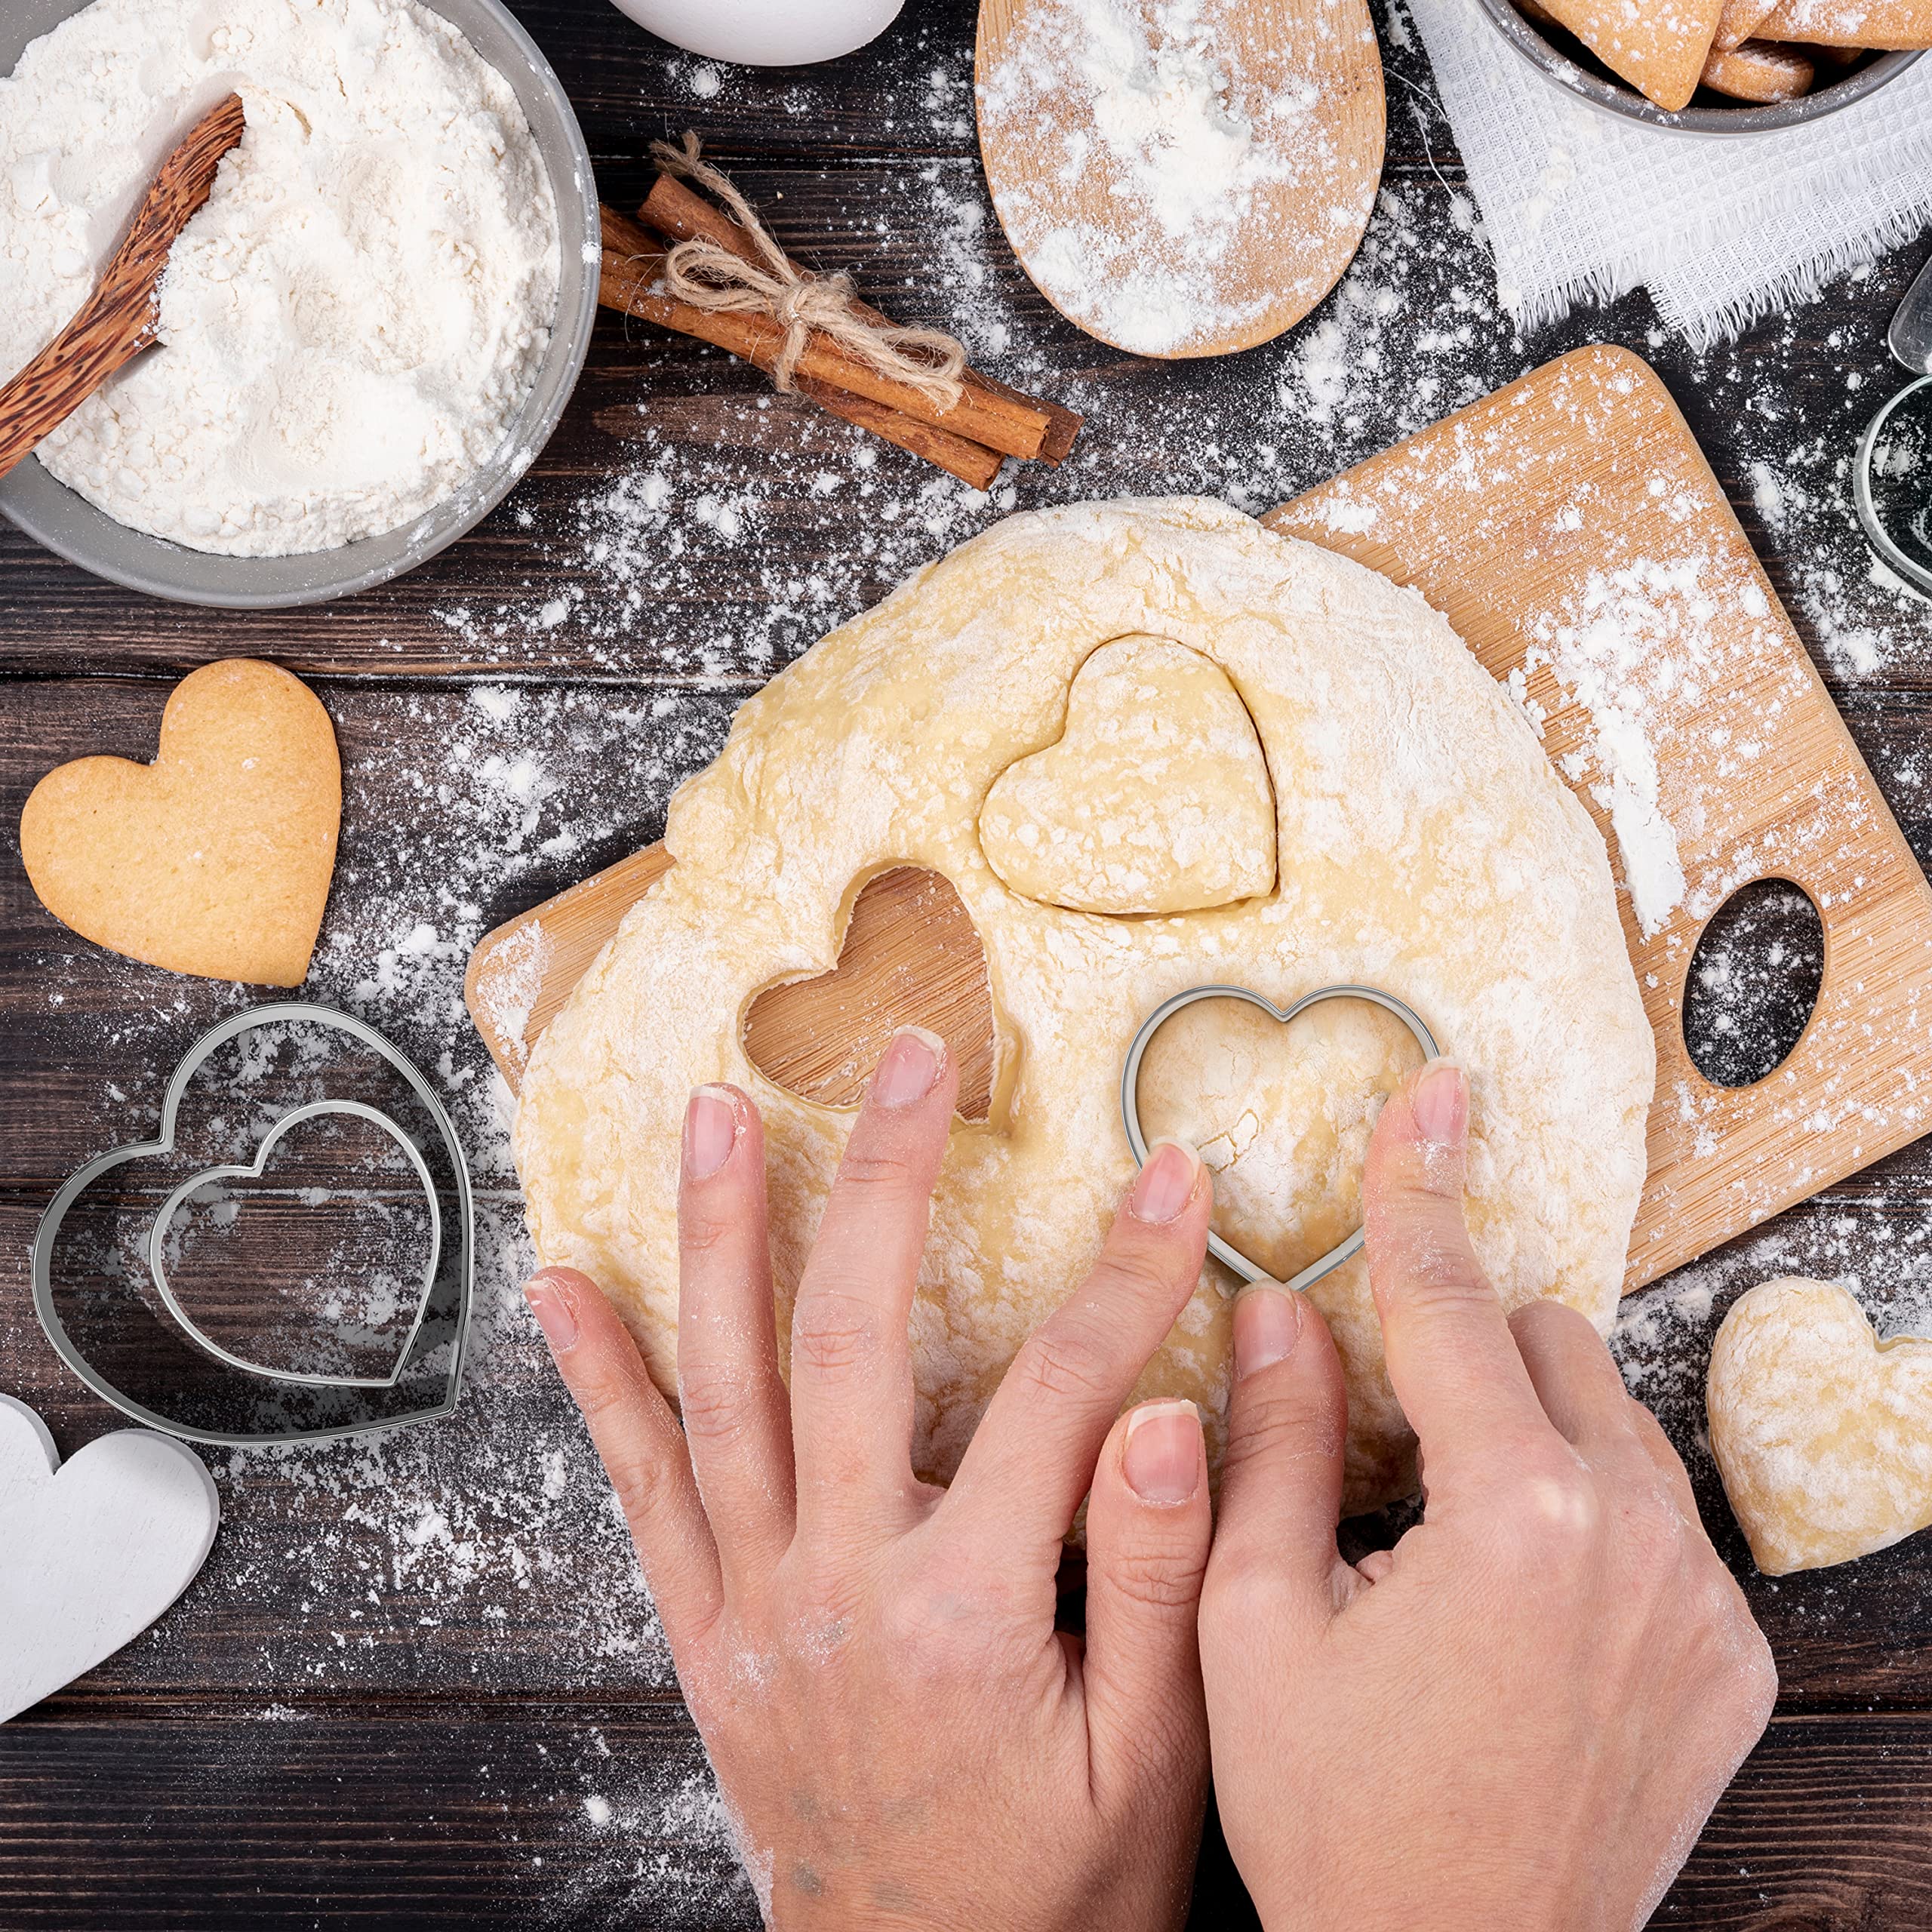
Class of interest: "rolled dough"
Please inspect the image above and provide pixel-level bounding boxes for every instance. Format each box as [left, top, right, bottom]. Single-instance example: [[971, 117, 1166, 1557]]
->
[[1708, 1275, 1932, 1575], [515, 499, 1654, 1513]]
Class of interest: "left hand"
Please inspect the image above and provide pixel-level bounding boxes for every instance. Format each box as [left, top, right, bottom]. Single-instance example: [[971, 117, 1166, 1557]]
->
[[525, 1025, 1217, 1930]]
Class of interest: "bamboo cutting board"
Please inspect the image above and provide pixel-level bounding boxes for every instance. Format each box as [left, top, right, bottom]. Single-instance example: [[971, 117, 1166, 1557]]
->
[[466, 344, 1932, 1294]]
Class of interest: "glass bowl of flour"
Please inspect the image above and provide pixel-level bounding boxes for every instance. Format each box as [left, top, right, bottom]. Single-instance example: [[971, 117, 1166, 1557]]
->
[[0, 0, 598, 608]]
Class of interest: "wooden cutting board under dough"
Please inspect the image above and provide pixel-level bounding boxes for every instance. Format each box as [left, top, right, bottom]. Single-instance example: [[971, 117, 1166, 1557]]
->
[[466, 343, 1932, 1295]]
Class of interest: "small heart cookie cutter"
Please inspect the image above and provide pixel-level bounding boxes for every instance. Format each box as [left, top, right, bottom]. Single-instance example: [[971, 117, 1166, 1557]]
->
[[1120, 983, 1440, 1294], [146, 1098, 444, 1390]]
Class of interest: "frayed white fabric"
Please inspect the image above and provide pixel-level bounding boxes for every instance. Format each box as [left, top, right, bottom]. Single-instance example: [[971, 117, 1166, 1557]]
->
[[1404, 0, 1932, 346]]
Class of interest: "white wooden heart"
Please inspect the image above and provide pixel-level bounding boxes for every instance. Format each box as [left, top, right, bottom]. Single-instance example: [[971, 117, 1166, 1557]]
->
[[0, 1394, 220, 1723]]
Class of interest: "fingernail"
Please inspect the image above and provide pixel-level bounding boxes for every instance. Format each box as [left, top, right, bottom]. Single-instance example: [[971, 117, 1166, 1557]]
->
[[1234, 1284, 1303, 1379], [685, 1084, 739, 1180], [1123, 1400, 1203, 1505], [525, 1271, 581, 1354], [1411, 1058, 1467, 1148], [872, 1026, 945, 1107], [1131, 1139, 1201, 1224]]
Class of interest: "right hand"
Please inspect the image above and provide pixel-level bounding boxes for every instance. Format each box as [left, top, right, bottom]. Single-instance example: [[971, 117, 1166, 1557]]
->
[[1198, 1058, 1776, 1932]]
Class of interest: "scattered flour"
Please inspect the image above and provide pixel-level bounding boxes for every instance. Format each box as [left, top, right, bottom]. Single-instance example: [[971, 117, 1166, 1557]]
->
[[0, 0, 561, 555]]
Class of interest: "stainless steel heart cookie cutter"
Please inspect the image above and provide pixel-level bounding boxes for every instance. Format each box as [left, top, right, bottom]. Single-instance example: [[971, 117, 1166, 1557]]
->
[[1120, 983, 1440, 1294], [1854, 251, 1932, 601], [32, 1003, 473, 1447]]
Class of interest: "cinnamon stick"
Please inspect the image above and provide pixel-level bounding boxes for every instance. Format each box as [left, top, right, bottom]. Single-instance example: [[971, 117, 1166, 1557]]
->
[[601, 208, 1012, 483], [640, 173, 1081, 466]]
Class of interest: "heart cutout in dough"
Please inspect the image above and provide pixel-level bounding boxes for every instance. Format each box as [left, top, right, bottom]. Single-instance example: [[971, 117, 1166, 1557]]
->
[[744, 867, 998, 1121], [1123, 984, 1438, 1293], [20, 659, 340, 986], [1708, 1275, 1932, 1575], [149, 1100, 444, 1390], [0, 1393, 220, 1723], [978, 635, 1277, 915]]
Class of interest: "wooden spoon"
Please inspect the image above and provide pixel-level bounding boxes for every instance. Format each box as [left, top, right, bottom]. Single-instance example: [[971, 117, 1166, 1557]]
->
[[975, 0, 1384, 358], [0, 94, 245, 481]]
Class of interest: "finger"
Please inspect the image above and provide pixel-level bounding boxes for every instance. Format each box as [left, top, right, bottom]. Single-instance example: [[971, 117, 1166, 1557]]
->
[[1205, 1283, 1355, 1631], [939, 1140, 1211, 1566], [528, 1266, 722, 1657], [677, 1084, 794, 1591], [1082, 1399, 1212, 1807], [1362, 1058, 1551, 1484], [789, 1026, 958, 1546], [1508, 1299, 1635, 1449], [1627, 1396, 1702, 1523]]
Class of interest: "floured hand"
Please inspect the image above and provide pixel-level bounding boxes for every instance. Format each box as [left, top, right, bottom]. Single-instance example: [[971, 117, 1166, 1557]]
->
[[527, 1026, 1215, 1929], [1199, 1060, 1777, 1932]]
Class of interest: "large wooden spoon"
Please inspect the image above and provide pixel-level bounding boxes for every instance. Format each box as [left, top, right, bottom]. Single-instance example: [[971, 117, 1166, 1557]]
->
[[975, 0, 1384, 359], [0, 94, 245, 481]]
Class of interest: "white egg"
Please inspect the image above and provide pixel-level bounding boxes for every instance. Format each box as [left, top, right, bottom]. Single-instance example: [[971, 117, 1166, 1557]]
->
[[609, 0, 904, 66]]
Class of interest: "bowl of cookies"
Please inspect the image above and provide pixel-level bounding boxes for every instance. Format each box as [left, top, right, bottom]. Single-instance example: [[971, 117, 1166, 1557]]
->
[[1477, 0, 1923, 131]]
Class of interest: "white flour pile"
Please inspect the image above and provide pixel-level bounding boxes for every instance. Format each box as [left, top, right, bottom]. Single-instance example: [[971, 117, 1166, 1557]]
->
[[976, 0, 1353, 355], [0, 0, 560, 557]]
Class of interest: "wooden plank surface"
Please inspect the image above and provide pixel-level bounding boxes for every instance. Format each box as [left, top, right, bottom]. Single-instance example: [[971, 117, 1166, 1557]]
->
[[4, 0, 1932, 1924]]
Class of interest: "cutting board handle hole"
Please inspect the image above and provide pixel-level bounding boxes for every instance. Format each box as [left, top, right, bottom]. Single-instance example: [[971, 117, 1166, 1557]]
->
[[1681, 878, 1823, 1089]]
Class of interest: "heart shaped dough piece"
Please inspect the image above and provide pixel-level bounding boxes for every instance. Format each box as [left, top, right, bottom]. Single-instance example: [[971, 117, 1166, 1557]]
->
[[20, 659, 340, 986], [1707, 1275, 1932, 1575], [978, 634, 1276, 914], [0, 1395, 220, 1722]]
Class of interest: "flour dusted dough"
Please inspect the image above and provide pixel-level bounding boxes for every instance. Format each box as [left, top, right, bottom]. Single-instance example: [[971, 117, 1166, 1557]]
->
[[1708, 1276, 1932, 1575], [979, 633, 1275, 914], [516, 500, 1654, 1512]]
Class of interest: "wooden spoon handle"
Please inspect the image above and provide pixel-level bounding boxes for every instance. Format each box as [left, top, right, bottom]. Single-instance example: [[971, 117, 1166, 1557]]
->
[[0, 93, 245, 484], [0, 297, 152, 481]]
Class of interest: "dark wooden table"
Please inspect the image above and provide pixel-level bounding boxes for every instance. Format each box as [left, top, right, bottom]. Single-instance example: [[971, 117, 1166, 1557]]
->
[[4, 3, 1932, 1925]]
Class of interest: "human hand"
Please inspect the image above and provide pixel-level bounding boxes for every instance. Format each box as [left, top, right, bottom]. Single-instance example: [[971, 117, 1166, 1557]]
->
[[526, 1026, 1219, 1930], [1199, 1058, 1776, 1932]]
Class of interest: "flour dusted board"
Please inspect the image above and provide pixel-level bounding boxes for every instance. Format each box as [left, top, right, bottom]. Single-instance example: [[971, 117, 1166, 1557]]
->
[[1269, 344, 1932, 1288], [466, 346, 1932, 1294]]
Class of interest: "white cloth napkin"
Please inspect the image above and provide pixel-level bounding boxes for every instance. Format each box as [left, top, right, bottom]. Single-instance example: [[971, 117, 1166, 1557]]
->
[[1404, 0, 1932, 346]]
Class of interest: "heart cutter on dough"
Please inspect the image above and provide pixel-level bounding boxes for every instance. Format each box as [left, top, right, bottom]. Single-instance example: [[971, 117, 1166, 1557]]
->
[[32, 1004, 473, 1447], [1120, 983, 1440, 1294]]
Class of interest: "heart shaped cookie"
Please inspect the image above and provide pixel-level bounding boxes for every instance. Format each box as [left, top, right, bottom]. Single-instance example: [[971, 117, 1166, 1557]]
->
[[978, 635, 1276, 915], [20, 659, 340, 986], [1707, 1275, 1932, 1574], [0, 1394, 219, 1722]]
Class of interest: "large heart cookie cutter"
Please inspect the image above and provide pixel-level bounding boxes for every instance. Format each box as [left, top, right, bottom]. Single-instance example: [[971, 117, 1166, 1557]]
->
[[32, 1004, 472, 1447], [147, 1098, 443, 1390], [1120, 983, 1440, 1294]]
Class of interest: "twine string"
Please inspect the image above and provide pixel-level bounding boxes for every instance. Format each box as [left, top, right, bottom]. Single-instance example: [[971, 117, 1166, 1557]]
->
[[650, 133, 968, 410]]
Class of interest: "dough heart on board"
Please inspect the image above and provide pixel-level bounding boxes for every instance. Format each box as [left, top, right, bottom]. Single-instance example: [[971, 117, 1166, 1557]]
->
[[516, 500, 1654, 1515], [977, 633, 1276, 915], [0, 1395, 220, 1722], [20, 659, 340, 986], [1707, 1275, 1932, 1575]]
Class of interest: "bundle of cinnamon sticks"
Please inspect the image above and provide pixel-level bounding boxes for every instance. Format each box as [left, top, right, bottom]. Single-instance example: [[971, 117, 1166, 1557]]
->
[[598, 170, 1080, 491]]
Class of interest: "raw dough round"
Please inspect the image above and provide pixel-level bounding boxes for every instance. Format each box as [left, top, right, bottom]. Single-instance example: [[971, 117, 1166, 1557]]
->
[[515, 499, 1654, 1513], [1707, 1275, 1932, 1575]]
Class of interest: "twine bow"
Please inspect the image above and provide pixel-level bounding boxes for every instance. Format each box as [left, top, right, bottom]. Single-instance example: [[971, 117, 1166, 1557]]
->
[[650, 133, 968, 411]]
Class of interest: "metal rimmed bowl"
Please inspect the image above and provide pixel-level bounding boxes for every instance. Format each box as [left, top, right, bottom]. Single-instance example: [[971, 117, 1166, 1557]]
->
[[1474, 0, 1922, 134], [0, 0, 599, 609]]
